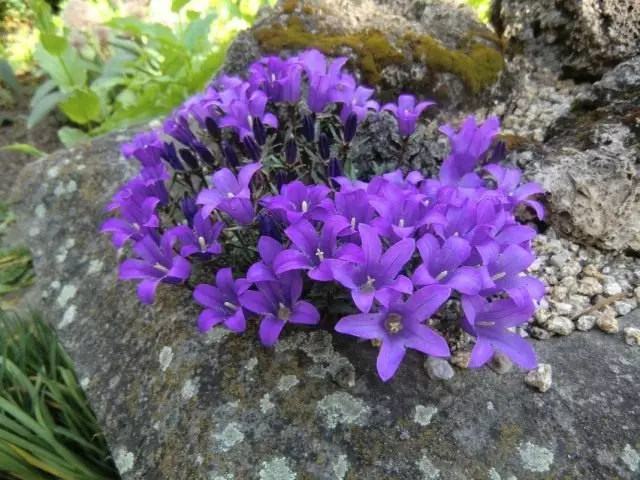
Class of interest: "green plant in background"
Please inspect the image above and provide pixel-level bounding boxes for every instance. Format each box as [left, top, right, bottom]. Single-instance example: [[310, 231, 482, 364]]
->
[[0, 311, 119, 479], [466, 0, 491, 23]]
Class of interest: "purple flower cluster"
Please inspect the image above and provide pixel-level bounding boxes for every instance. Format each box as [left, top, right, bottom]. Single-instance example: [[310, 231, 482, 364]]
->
[[102, 49, 546, 381]]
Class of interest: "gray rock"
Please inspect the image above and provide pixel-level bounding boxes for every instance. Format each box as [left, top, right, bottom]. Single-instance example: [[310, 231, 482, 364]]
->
[[424, 356, 455, 380], [546, 316, 575, 336], [527, 56, 640, 253], [524, 363, 552, 393], [576, 315, 597, 332], [12, 133, 640, 480], [493, 0, 640, 78]]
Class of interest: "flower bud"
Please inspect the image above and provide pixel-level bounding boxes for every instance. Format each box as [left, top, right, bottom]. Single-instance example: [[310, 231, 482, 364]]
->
[[243, 136, 261, 162], [205, 117, 221, 140], [490, 140, 507, 163], [222, 141, 239, 168], [343, 112, 358, 143], [179, 148, 199, 170], [328, 157, 343, 178], [301, 114, 315, 142], [181, 196, 198, 227], [161, 142, 184, 171], [318, 133, 330, 160], [285, 137, 297, 165], [252, 116, 266, 146]]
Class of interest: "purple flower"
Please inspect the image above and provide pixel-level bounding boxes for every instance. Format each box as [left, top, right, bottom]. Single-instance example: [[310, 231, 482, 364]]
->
[[248, 56, 302, 103], [240, 271, 320, 346], [197, 163, 262, 224], [119, 234, 191, 304], [139, 163, 169, 207], [330, 223, 415, 313], [193, 268, 251, 333], [462, 295, 537, 369], [480, 244, 546, 303], [274, 218, 363, 281], [163, 117, 196, 146], [121, 130, 164, 167], [332, 189, 376, 238], [261, 181, 334, 225], [218, 90, 278, 139], [335, 285, 451, 381], [484, 164, 545, 219], [339, 86, 380, 124], [170, 214, 224, 258], [382, 94, 435, 136], [412, 234, 483, 295], [299, 49, 348, 113], [247, 235, 283, 284], [439, 116, 500, 185]]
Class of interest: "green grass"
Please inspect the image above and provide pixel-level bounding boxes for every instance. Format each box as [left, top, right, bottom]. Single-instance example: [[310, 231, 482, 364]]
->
[[0, 310, 119, 479]]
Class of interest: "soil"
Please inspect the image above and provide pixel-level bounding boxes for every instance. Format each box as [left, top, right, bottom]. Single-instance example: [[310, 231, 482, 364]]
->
[[0, 75, 64, 200]]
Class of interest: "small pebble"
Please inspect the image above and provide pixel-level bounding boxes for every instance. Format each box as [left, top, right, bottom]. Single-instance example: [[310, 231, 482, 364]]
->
[[524, 363, 552, 392], [534, 308, 552, 326], [489, 352, 514, 375], [615, 301, 633, 316], [546, 316, 575, 336], [551, 301, 573, 316], [450, 352, 470, 369], [603, 277, 623, 296], [576, 315, 596, 331], [550, 286, 568, 301], [634, 286, 640, 301], [577, 277, 603, 296], [624, 327, 640, 345], [550, 253, 569, 268], [582, 264, 604, 279], [596, 312, 619, 333], [531, 326, 553, 340], [425, 357, 455, 380]]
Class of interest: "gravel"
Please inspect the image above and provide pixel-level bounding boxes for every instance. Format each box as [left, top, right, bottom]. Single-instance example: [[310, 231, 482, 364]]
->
[[524, 364, 553, 392]]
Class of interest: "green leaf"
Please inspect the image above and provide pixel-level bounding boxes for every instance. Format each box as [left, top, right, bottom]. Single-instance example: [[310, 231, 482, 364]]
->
[[0, 144, 46, 158], [57, 127, 90, 147], [183, 13, 216, 52], [0, 59, 20, 97], [40, 33, 69, 56], [171, 0, 192, 12], [27, 91, 65, 129], [30, 0, 55, 33], [34, 44, 87, 89], [59, 89, 101, 125], [30, 79, 57, 108]]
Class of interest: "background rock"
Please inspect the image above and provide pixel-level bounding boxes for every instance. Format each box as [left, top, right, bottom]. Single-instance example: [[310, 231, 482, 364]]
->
[[493, 0, 640, 79], [12, 133, 640, 479]]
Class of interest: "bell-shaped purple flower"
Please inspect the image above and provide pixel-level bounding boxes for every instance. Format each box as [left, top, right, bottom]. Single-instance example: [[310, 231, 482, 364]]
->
[[261, 181, 334, 225], [170, 214, 224, 259], [119, 234, 191, 304], [382, 94, 435, 137], [139, 163, 169, 207], [484, 164, 545, 219], [299, 49, 349, 113], [247, 236, 284, 284], [197, 163, 262, 225], [412, 234, 483, 295], [330, 224, 415, 313], [439, 116, 500, 185], [339, 86, 380, 124], [193, 268, 251, 333], [331, 189, 376, 238], [218, 90, 278, 139], [240, 271, 320, 346], [335, 285, 451, 381], [248, 56, 302, 103], [462, 295, 537, 369], [274, 217, 363, 281], [121, 130, 164, 167], [163, 117, 196, 146]]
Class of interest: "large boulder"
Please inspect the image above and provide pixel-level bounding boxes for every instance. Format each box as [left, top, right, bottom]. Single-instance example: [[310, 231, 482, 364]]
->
[[493, 0, 640, 79], [12, 129, 640, 479], [224, 0, 506, 112], [525, 56, 640, 252]]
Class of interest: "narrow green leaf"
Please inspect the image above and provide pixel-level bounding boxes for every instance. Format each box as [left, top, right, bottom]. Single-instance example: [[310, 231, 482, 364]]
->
[[27, 90, 65, 129], [0, 59, 20, 97], [0, 144, 46, 157], [57, 127, 91, 147], [171, 0, 192, 12], [30, 78, 57, 108]]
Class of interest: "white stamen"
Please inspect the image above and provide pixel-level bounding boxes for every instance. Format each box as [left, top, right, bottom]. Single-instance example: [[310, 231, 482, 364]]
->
[[315, 248, 325, 261], [477, 321, 496, 327], [492, 272, 507, 280], [301, 200, 309, 213], [398, 218, 405, 228], [452, 231, 459, 236], [385, 313, 403, 334], [277, 302, 291, 322], [198, 236, 207, 250], [350, 217, 357, 229], [270, 73, 276, 82], [223, 301, 238, 311], [154, 263, 168, 273], [435, 270, 449, 281], [226, 192, 234, 198], [132, 222, 140, 230], [247, 115, 253, 128]]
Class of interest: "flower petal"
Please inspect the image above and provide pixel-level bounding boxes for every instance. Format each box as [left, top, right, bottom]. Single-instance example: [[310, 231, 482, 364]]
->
[[259, 315, 285, 346], [358, 223, 382, 264], [468, 337, 494, 368], [137, 278, 159, 305], [404, 325, 450, 357], [377, 340, 406, 381], [335, 312, 384, 339], [290, 300, 320, 325], [239, 290, 272, 316], [404, 285, 451, 322], [274, 249, 312, 274], [198, 309, 225, 333], [352, 289, 375, 313], [381, 238, 415, 278]]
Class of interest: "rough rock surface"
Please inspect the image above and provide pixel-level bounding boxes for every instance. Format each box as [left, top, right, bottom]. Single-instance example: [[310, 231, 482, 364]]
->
[[526, 56, 640, 253], [12, 135, 640, 479], [493, 0, 640, 78], [223, 0, 506, 112]]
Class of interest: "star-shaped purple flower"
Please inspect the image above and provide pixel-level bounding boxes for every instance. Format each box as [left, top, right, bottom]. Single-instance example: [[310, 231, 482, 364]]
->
[[412, 234, 483, 295], [381, 94, 435, 137], [197, 163, 262, 225], [462, 295, 537, 369], [218, 90, 278, 139], [484, 164, 545, 219], [170, 214, 224, 259], [335, 285, 451, 381], [339, 86, 380, 124], [247, 235, 284, 284], [330, 223, 415, 313], [193, 268, 251, 333], [240, 271, 320, 346], [261, 181, 334, 225], [119, 234, 191, 304], [274, 217, 363, 281]]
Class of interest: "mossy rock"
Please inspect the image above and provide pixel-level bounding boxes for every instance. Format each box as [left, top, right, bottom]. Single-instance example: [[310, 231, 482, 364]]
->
[[224, 0, 507, 113]]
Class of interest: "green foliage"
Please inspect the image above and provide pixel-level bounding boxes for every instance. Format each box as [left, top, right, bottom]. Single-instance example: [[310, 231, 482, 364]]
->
[[0, 144, 46, 157], [0, 60, 20, 98], [26, 0, 272, 143], [0, 247, 35, 297], [466, 0, 491, 23], [0, 311, 119, 479]]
